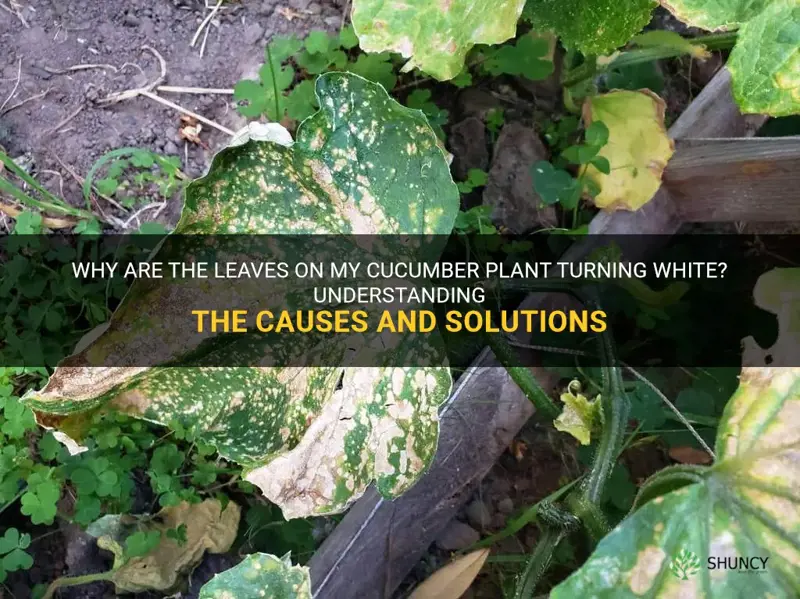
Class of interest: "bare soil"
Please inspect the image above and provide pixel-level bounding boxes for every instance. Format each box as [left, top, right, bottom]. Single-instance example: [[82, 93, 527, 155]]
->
[[0, 0, 346, 227]]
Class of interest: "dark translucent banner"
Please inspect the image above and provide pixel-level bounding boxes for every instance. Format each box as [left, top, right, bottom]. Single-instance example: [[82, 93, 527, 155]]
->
[[1, 234, 797, 368]]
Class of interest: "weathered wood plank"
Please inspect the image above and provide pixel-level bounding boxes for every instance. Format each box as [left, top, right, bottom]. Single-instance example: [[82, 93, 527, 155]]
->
[[665, 138, 800, 222], [308, 66, 765, 599], [310, 353, 538, 597]]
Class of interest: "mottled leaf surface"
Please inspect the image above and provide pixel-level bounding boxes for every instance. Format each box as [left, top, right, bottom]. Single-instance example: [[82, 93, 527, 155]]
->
[[661, 0, 800, 115], [199, 553, 311, 599], [582, 90, 675, 211], [552, 367, 800, 597], [351, 0, 527, 80], [523, 0, 656, 54], [743, 268, 800, 366], [25, 73, 458, 518]]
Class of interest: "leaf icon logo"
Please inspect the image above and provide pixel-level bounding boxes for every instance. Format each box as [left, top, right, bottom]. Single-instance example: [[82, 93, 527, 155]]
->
[[670, 548, 701, 580]]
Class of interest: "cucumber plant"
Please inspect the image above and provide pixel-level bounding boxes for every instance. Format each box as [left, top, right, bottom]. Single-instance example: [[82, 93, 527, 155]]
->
[[4, 1, 798, 597]]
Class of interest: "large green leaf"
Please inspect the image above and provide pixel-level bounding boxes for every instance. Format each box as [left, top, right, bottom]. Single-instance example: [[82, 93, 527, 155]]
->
[[351, 0, 527, 80], [24, 72, 458, 519], [199, 553, 311, 599], [523, 0, 656, 54], [661, 0, 800, 116], [551, 367, 800, 597]]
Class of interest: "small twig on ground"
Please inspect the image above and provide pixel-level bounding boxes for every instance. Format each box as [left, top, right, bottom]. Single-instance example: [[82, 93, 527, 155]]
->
[[339, 0, 351, 32], [0, 58, 22, 114], [43, 63, 118, 75], [48, 151, 130, 213], [122, 201, 166, 229], [190, 0, 223, 49], [0, 87, 50, 116], [47, 104, 84, 134], [157, 85, 233, 95], [140, 90, 234, 135], [99, 46, 234, 136], [1, 1, 28, 27], [199, 21, 211, 58], [39, 169, 65, 198], [99, 46, 167, 104]]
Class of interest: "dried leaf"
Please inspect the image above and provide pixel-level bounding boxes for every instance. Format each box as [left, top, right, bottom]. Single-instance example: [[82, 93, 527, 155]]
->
[[88, 499, 241, 593], [410, 548, 490, 599], [668, 445, 713, 465]]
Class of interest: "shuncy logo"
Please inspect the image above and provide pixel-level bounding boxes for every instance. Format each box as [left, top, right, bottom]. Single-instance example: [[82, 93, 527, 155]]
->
[[670, 547, 769, 580]]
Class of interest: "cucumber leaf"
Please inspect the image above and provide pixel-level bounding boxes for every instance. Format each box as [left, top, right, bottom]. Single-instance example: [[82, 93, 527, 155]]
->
[[551, 367, 800, 597], [581, 90, 675, 212], [24, 73, 459, 519], [199, 553, 311, 599], [661, 0, 800, 116], [351, 0, 527, 80], [523, 0, 656, 54]]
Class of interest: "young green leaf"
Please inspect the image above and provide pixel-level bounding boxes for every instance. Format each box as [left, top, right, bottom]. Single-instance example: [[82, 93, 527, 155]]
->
[[125, 530, 162, 558], [346, 53, 398, 91], [483, 34, 554, 80], [554, 385, 601, 445], [0, 528, 33, 583], [20, 471, 61, 525], [532, 161, 581, 208]]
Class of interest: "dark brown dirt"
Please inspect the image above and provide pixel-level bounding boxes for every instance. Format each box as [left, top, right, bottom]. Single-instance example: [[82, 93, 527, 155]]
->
[[0, 0, 346, 228]]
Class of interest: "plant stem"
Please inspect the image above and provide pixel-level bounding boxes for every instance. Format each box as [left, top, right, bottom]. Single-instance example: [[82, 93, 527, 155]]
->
[[0, 488, 25, 518], [562, 31, 739, 88], [485, 332, 559, 419], [514, 527, 562, 599], [42, 571, 114, 599], [266, 45, 281, 122], [0, 176, 92, 220]]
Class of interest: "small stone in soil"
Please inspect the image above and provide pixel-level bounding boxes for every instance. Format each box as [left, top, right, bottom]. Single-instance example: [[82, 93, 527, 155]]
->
[[466, 499, 492, 530], [497, 497, 514, 514], [123, 13, 141, 27], [435, 520, 481, 551]]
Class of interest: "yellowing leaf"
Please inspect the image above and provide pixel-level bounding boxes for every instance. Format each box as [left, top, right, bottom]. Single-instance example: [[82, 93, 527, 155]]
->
[[554, 388, 601, 445], [88, 499, 240, 593], [410, 548, 490, 599], [582, 90, 675, 211]]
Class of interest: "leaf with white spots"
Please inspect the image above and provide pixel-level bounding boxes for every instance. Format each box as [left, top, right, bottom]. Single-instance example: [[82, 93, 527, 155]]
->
[[661, 0, 800, 116], [23, 72, 458, 518], [351, 0, 527, 80], [199, 553, 311, 599], [551, 367, 800, 597], [523, 0, 656, 55]]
